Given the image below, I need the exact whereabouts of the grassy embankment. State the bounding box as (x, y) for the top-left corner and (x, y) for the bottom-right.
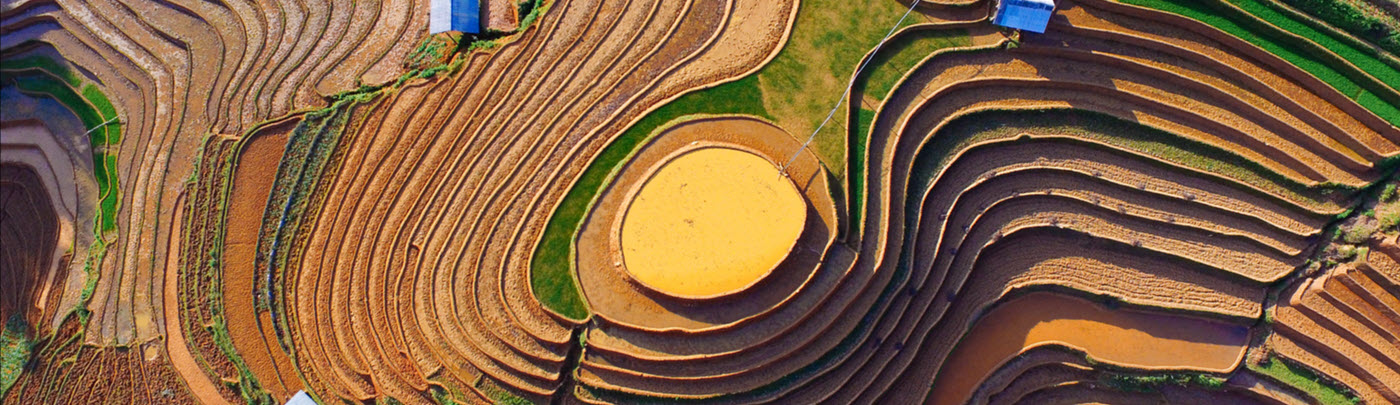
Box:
(1251, 356), (1360, 405)
(1279, 0), (1400, 56)
(0, 58), (122, 320)
(1120, 0), (1400, 126)
(2, 56), (122, 233)
(0, 315), (33, 397)
(0, 54), (123, 398)
(531, 0), (971, 320)
(849, 30), (973, 231)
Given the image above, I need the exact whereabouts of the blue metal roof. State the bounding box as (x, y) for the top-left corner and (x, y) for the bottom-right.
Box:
(430, 0), (480, 34)
(993, 0), (1055, 33)
(285, 391), (317, 405)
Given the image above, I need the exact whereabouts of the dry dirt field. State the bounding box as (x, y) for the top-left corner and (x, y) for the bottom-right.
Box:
(3, 0), (1400, 403)
(618, 147), (806, 299)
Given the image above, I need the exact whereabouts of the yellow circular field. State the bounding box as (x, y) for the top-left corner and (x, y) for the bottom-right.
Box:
(620, 147), (806, 298)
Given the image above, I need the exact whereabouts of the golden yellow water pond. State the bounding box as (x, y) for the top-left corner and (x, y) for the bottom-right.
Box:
(620, 147), (806, 298)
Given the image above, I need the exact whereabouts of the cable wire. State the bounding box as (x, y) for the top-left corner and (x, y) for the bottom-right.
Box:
(779, 0), (922, 175)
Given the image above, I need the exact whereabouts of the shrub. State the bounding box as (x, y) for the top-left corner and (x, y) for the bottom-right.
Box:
(1283, 0), (1400, 55)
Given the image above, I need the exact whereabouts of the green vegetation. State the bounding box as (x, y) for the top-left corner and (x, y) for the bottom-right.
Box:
(476, 378), (532, 405)
(1227, 0), (1400, 84)
(0, 315), (34, 398)
(530, 76), (768, 319)
(0, 57), (124, 375)
(3, 63), (123, 233)
(529, 2), (979, 314)
(854, 29), (972, 102)
(758, 0), (939, 172)
(849, 107), (876, 229)
(1100, 371), (1226, 393)
(1251, 356), (1360, 405)
(847, 29), (971, 231)
(184, 135), (277, 404)
(1282, 0), (1400, 55)
(518, 0), (549, 30)
(1118, 0), (1400, 126)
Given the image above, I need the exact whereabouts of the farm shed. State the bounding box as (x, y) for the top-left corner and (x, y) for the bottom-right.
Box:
(431, 0), (481, 34)
(992, 0), (1055, 33)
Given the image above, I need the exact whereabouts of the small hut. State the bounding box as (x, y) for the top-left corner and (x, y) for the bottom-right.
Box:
(992, 0), (1055, 33)
(430, 0), (481, 34)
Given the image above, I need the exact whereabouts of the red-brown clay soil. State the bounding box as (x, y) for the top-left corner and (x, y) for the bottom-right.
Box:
(1266, 238), (1400, 404)
(221, 117), (304, 401)
(1, 0), (430, 345)
(265, 0), (799, 401)
(0, 164), (60, 329)
(10, 0), (1400, 400)
(5, 315), (197, 404)
(928, 291), (1249, 405)
(176, 136), (247, 403)
(0, 120), (84, 331)
(161, 192), (226, 404)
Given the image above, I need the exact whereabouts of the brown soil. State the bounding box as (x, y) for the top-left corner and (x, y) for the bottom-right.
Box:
(0, 120), (83, 330)
(262, 0), (799, 400)
(5, 316), (197, 404)
(575, 116), (836, 332)
(1271, 267), (1400, 404)
(969, 346), (1088, 403)
(486, 0), (521, 32)
(178, 137), (247, 403)
(928, 291), (1249, 405)
(222, 118), (303, 401)
(568, 0), (1366, 392)
(1, 0), (430, 346)
(0, 164), (59, 329)
(160, 192), (226, 404)
(988, 363), (1096, 405)
(826, 3), (1393, 396)
(14, 0), (1400, 399)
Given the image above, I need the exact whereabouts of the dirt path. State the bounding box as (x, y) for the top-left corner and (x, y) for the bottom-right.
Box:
(161, 192), (225, 404)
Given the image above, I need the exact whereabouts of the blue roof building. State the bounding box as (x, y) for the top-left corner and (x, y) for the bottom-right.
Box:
(285, 391), (317, 405)
(431, 0), (481, 34)
(992, 0), (1055, 33)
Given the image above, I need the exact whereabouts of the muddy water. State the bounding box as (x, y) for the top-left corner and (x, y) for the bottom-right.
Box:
(928, 291), (1248, 404)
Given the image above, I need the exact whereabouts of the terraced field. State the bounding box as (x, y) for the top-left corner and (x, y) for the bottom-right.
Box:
(4, 0), (1400, 402)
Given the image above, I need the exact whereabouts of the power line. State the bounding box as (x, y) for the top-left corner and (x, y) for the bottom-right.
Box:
(84, 116), (119, 136)
(779, 0), (922, 176)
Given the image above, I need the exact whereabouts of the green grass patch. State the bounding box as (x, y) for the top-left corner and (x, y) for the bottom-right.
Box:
(854, 29), (972, 101)
(850, 107), (876, 230)
(1100, 371), (1226, 393)
(0, 315), (34, 398)
(846, 29), (971, 234)
(757, 0), (943, 172)
(1226, 0), (1400, 85)
(530, 75), (768, 320)
(528, 0), (973, 322)
(0, 56), (83, 87)
(1118, 0), (1400, 126)
(6, 67), (123, 233)
(1281, 0), (1400, 56)
(1251, 356), (1359, 405)
(475, 378), (532, 405)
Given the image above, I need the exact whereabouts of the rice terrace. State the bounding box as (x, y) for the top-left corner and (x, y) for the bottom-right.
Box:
(3, 0), (1400, 401)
